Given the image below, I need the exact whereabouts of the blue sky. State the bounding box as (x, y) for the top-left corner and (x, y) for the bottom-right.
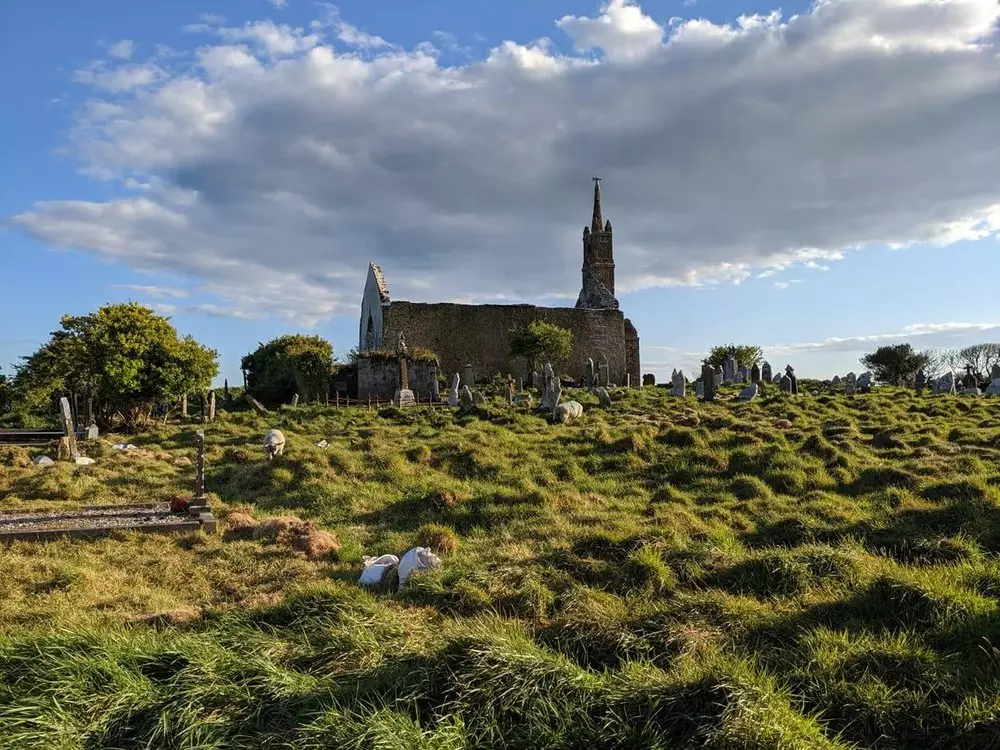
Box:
(2, 0), (1000, 385)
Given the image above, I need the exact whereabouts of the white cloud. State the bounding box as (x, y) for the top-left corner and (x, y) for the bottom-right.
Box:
(768, 322), (1000, 355)
(107, 40), (134, 60)
(13, 0), (1000, 325)
(268, 0), (288, 8)
(773, 279), (802, 290)
(113, 284), (190, 298)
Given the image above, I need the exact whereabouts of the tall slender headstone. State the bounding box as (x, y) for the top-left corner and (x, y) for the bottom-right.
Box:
(723, 349), (737, 383)
(59, 396), (80, 459)
(915, 370), (926, 395)
(448, 373), (460, 406)
(394, 332), (415, 406)
(702, 364), (716, 402)
(736, 365), (748, 384)
(750, 363), (761, 384)
(784, 365), (798, 395)
(671, 370), (686, 397)
(585, 358), (596, 389)
(208, 390), (216, 422)
(181, 394), (188, 418)
(462, 364), (475, 389)
(291, 393), (300, 407)
(598, 359), (610, 388)
(193, 430), (207, 506)
(761, 361), (772, 383)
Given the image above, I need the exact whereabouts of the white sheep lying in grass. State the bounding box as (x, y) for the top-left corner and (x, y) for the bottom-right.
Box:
(551, 380), (583, 423)
(264, 429), (286, 460)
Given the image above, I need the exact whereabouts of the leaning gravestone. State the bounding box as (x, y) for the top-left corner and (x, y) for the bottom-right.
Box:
(761, 361), (772, 383)
(671, 370), (686, 397)
(750, 363), (760, 384)
(248, 396), (269, 416)
(702, 364), (716, 402)
(59, 397), (80, 460)
(585, 358), (596, 389)
(737, 383), (758, 402)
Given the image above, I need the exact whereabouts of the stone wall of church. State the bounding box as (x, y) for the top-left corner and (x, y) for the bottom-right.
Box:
(381, 302), (630, 385)
(357, 357), (439, 401)
(624, 318), (640, 388)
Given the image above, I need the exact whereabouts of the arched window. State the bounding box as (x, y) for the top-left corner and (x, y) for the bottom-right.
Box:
(364, 315), (376, 351)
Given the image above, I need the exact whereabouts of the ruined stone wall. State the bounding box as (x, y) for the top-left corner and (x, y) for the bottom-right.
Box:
(357, 358), (439, 401)
(382, 302), (630, 384)
(624, 318), (640, 388)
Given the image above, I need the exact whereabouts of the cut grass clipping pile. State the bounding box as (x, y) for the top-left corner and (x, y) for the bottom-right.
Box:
(3, 385), (1000, 748)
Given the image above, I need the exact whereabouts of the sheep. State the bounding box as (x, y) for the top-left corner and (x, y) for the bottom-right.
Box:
(550, 379), (584, 423)
(264, 429), (286, 460)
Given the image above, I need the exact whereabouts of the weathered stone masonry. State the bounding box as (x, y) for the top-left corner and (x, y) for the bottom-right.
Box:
(359, 180), (640, 387)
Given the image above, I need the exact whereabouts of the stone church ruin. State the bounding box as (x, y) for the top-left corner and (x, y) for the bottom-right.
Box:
(358, 181), (640, 396)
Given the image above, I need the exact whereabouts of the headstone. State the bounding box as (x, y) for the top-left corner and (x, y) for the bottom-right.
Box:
(992, 364), (1000, 381)
(845, 381), (856, 396)
(701, 364), (716, 402)
(963, 367), (977, 389)
(86, 424), (99, 440)
(761, 361), (772, 382)
(750, 363), (760, 384)
(832, 375), (842, 386)
(462, 364), (474, 389)
(596, 386), (612, 408)
(447, 373), (460, 406)
(714, 369), (723, 388)
(784, 365), (798, 395)
(964, 386), (983, 397)
(736, 365), (748, 384)
(857, 372), (872, 389)
(598, 359), (610, 388)
(291, 393), (300, 407)
(779, 375), (793, 394)
(737, 383), (758, 402)
(208, 391), (216, 421)
(394, 332), (415, 406)
(722, 348), (737, 384)
(472, 391), (486, 406)
(248, 396), (269, 416)
(200, 393), (208, 423)
(985, 379), (1000, 397)
(935, 372), (956, 395)
(459, 385), (474, 409)
(642, 373), (656, 387)
(772, 373), (782, 384)
(585, 358), (596, 389)
(915, 370), (926, 395)
(531, 371), (540, 389)
(540, 363), (556, 410)
(58, 397), (80, 459)
(181, 394), (188, 418)
(671, 370), (686, 397)
(695, 380), (704, 399)
(193, 430), (207, 506)
(57, 437), (71, 461)
(431, 377), (440, 402)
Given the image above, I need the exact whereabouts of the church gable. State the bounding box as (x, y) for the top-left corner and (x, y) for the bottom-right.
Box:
(359, 263), (390, 352)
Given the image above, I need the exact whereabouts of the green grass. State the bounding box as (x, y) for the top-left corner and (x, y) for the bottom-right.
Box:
(3, 385), (1000, 747)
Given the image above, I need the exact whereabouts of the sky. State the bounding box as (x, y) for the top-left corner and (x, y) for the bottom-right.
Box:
(2, 0), (1000, 385)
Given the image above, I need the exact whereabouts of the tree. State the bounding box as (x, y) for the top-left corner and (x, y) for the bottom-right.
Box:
(0, 368), (11, 418)
(702, 344), (764, 369)
(957, 343), (1000, 381)
(859, 344), (932, 386)
(509, 321), (573, 374)
(242, 335), (334, 405)
(13, 303), (217, 431)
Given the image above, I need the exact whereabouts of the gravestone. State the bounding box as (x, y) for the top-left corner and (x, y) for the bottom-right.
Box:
(772, 373), (782, 384)
(585, 358), (596, 389)
(459, 385), (474, 409)
(208, 391), (216, 421)
(642, 373), (656, 387)
(472, 391), (486, 406)
(598, 359), (610, 388)
(596, 386), (612, 408)
(462, 364), (474, 389)
(193, 430), (208, 507)
(736, 365), (748, 384)
(779, 375), (793, 394)
(671, 370), (686, 397)
(963, 367), (977, 389)
(447, 373), (460, 406)
(857, 372), (872, 389)
(224, 379), (231, 405)
(714, 369), (723, 388)
(761, 361), (772, 383)
(832, 375), (842, 386)
(181, 395), (188, 418)
(985, 379), (1000, 397)
(85, 423), (99, 440)
(200, 393), (208, 423)
(915, 370), (926, 395)
(701, 364), (716, 402)
(248, 396), (269, 416)
(937, 372), (957, 395)
(59, 397), (80, 459)
(750, 363), (760, 384)
(431, 377), (440, 402)
(737, 383), (758, 402)
(992, 364), (1000, 381)
(394, 332), (416, 406)
(722, 348), (737, 384)
(784, 365), (798, 395)
(695, 380), (704, 399)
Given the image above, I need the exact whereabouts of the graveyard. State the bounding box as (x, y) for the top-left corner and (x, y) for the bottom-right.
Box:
(3, 377), (1000, 748)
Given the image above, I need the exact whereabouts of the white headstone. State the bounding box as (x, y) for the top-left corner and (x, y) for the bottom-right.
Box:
(671, 370), (686, 397)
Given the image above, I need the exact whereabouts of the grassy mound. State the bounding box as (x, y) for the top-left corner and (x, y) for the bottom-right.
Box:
(3, 385), (1000, 747)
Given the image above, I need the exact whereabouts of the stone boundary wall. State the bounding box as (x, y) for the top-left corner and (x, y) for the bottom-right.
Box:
(357, 358), (439, 401)
(382, 302), (629, 384)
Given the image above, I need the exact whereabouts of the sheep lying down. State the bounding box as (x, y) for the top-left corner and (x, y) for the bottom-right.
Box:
(264, 429), (286, 460)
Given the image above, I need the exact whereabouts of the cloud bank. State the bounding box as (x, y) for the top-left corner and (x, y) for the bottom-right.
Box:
(12, 0), (1000, 323)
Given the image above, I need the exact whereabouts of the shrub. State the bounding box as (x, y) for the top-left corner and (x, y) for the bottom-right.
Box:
(416, 523), (459, 555)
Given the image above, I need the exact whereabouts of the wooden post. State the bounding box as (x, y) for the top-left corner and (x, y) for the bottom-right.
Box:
(59, 397), (80, 459)
(193, 430), (207, 507)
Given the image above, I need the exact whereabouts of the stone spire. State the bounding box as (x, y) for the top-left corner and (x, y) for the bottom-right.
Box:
(591, 177), (604, 233)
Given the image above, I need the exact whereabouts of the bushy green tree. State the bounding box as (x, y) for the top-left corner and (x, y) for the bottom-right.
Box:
(509, 321), (573, 374)
(13, 303), (217, 430)
(860, 344), (932, 386)
(0, 368), (12, 418)
(702, 344), (763, 369)
(242, 335), (334, 405)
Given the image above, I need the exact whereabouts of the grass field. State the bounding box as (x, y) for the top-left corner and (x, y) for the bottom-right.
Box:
(3, 384), (1000, 748)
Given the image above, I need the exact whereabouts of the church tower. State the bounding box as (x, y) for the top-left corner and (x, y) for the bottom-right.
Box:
(576, 178), (619, 310)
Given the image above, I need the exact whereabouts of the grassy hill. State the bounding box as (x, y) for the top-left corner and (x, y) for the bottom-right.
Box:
(2, 384), (1000, 748)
